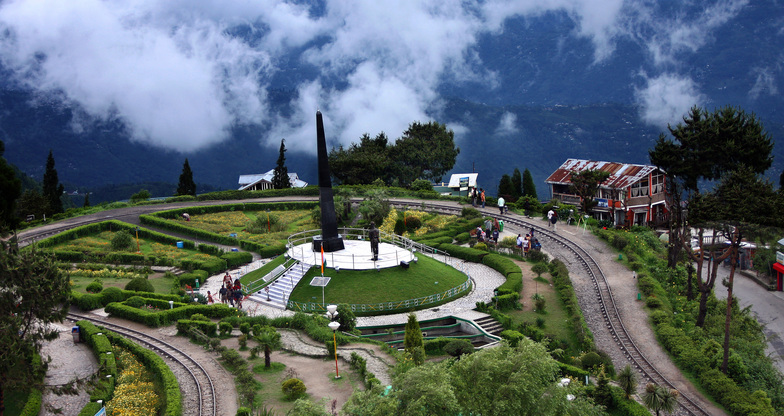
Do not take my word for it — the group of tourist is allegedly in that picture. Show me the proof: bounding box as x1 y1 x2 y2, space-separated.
516 230 541 256
471 188 486 208
213 272 244 309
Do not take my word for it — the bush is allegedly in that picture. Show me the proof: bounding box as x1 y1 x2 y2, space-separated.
527 250 549 263
125 277 155 293
281 378 307 399
500 330 525 347
645 296 663 309
443 339 474 358
100 287 124 305
86 279 103 293
111 230 133 251
461 206 481 219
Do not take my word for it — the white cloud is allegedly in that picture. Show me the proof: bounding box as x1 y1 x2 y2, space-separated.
495 112 519 136
749 67 778 100
635 73 705 127
0 0 753 155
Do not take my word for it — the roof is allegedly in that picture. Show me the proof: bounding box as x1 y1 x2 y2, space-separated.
447 173 479 188
238 169 308 190
544 159 661 189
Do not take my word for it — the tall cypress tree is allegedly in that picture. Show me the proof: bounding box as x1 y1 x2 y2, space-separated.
0 140 22 229
522 168 538 199
497 174 513 197
176 158 196 196
272 139 291 189
511 168 523 200
42 150 64 215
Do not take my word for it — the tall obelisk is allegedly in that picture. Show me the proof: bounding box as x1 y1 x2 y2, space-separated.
312 110 345 252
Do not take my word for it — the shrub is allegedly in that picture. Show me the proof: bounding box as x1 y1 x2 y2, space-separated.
461 206 481 218
111 230 133 251
86 279 103 293
611 234 628 250
100 287 124 305
281 378 307 399
645 296 663 309
125 277 155 293
580 351 602 371
219 322 233 336
500 330 525 347
125 296 145 308
527 250 549 263
443 339 474 359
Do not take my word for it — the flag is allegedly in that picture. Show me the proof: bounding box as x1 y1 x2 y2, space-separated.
320 244 325 275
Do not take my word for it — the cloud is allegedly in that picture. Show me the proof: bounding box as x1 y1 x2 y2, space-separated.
494 112 519 136
0 0 752 155
635 73 705 127
749 67 778 100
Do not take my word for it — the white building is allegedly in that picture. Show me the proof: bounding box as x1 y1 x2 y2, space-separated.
238 169 308 191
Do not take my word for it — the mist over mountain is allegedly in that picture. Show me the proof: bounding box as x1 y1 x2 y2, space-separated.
1 0 782 198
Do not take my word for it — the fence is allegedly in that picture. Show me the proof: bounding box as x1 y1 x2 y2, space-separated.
286 278 472 314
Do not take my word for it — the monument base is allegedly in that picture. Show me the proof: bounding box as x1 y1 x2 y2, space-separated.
312 235 345 252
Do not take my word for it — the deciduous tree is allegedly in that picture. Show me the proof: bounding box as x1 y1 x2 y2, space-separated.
176 158 196 196
389 121 459 187
569 169 610 214
0 245 70 415
329 133 392 185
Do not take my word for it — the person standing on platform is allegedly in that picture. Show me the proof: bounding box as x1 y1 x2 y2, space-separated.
498 196 505 214
480 188 486 208
369 221 380 261
547 208 555 227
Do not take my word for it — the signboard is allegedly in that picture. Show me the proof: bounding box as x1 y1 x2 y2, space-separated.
459 177 469 192
777 251 784 265
595 198 608 208
94 407 106 416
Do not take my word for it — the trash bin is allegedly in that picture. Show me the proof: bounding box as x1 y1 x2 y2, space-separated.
176 241 183 249
498 220 504 232
71 326 80 343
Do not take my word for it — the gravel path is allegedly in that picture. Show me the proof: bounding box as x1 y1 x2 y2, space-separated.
39 323 98 416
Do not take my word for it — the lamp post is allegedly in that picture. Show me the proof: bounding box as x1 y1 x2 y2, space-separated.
135 227 140 253
325 304 340 379
493 289 498 309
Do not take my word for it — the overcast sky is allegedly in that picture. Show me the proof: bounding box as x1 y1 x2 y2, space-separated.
0 0 763 154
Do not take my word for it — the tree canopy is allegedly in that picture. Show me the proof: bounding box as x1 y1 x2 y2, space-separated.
569 169 610 214
329 121 459 187
0 246 70 413
176 158 196 196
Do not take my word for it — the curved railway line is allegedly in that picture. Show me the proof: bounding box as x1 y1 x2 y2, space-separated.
66 312 216 416
397 200 711 416
19 196 711 415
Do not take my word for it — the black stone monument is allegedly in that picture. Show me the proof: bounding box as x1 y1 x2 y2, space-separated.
312 110 345 252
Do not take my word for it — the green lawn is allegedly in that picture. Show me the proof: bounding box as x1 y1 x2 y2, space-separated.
51 230 217 263
288 254 468 305
240 255 287 287
69 273 175 294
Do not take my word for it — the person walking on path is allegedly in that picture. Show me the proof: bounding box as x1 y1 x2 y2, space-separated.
497 196 505 214
550 210 558 231
547 208 555 227
480 188 486 208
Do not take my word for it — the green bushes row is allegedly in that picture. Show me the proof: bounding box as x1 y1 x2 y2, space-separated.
700 369 776 416
179 257 227 274
177 270 210 288
72 288 181 311
105 330 182 416
105 301 238 327
557 361 590 379
549 259 595 352
76 321 116 403
349 352 381 389
176 319 218 337
423 337 455 354
18 354 44 416
222 251 253 268
438 243 488 263
239 241 288 257
35 220 195 250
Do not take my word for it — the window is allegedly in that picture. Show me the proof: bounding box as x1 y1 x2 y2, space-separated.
651 174 665 194
630 179 649 197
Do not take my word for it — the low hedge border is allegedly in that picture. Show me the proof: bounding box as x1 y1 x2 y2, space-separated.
177 319 218 337
76 321 117 403
18 354 44 416
105 301 238 328
72 288 182 311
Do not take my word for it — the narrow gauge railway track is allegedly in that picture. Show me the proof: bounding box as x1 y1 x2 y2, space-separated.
67 312 216 416
396 201 711 416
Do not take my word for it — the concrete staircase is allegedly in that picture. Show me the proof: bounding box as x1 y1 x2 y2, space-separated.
474 315 504 337
248 262 308 309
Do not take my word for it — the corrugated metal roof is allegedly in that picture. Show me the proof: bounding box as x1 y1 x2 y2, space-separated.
238 169 308 190
544 158 660 189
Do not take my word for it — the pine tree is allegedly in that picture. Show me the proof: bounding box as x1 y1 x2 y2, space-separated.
42 150 64 215
272 139 291 189
497 174 513 197
404 313 424 365
511 168 523 200
176 158 196 196
0 140 21 230
522 168 538 199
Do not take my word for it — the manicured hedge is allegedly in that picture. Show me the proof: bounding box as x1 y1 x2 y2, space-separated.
557 361 590 379
179 257 227 274
197 244 224 256
105 331 182 416
239 241 287 257
423 337 455 354
495 292 521 311
500 329 525 347
35 220 195 250
105 302 238 328
549 259 595 352
417 236 454 246
177 270 210 288
176 319 218 337
221 251 253 268
72 288 183 311
18 354 44 416
438 243 488 263
76 321 116 402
